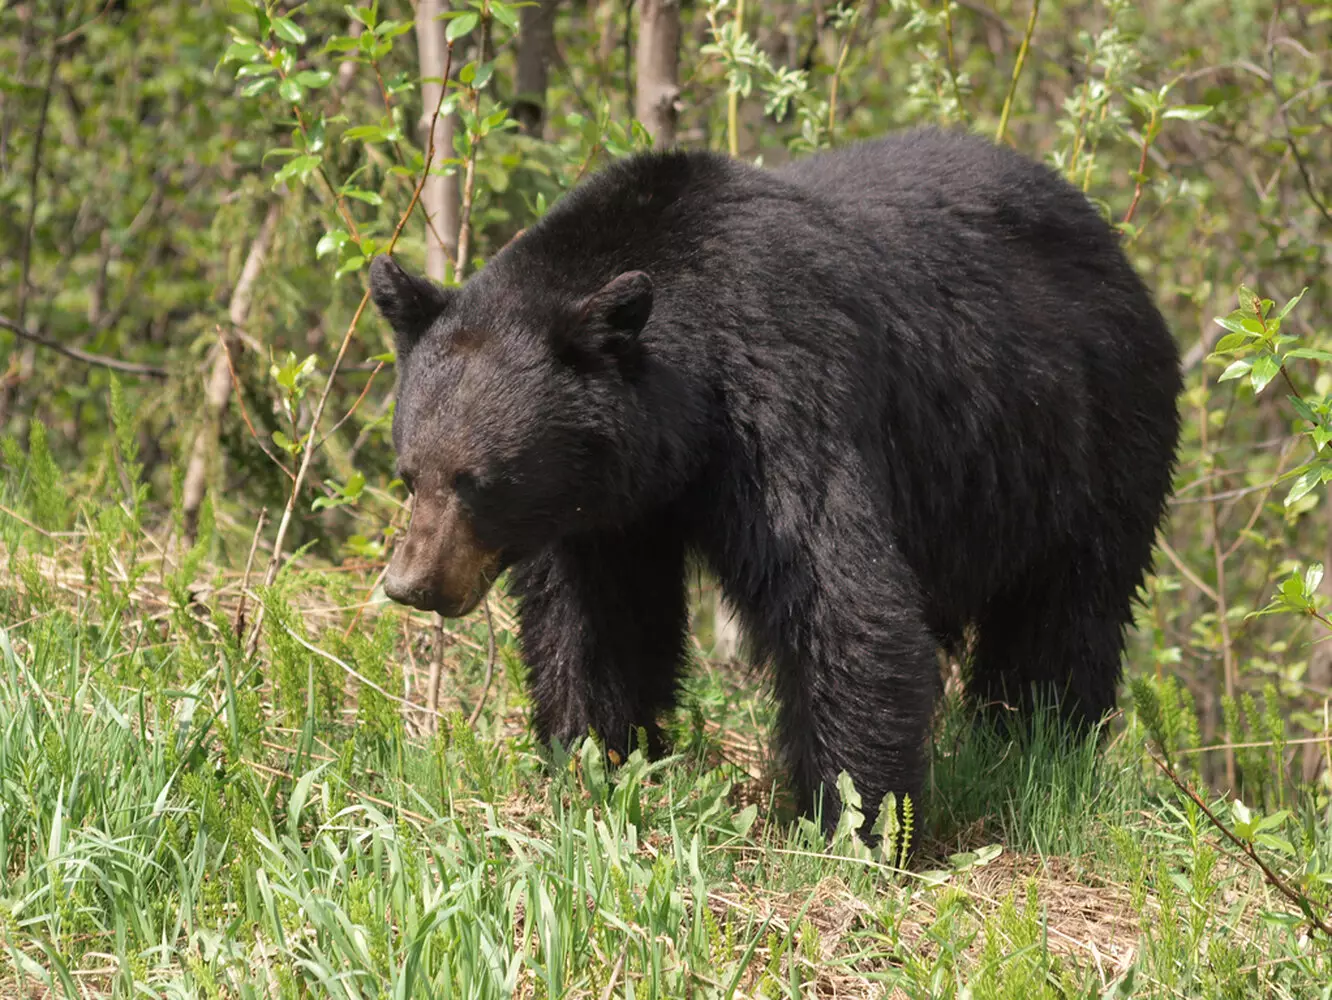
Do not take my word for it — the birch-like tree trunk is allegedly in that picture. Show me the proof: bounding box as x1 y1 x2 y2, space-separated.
180 201 282 541
634 0 680 145
415 0 460 281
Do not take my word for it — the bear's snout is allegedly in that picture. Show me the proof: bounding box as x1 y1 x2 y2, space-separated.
383 494 502 618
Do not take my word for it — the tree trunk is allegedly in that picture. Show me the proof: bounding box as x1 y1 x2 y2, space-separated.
514 0 560 137
714 587 744 662
180 201 282 542
415 0 460 281
634 0 680 145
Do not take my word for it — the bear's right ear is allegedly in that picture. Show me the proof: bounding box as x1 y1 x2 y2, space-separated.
368 254 455 357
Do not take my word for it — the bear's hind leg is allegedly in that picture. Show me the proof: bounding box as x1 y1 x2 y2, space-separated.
510 523 689 761
970 552 1132 734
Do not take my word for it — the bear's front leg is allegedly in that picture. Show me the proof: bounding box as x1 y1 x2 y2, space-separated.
766 539 938 841
509 523 690 762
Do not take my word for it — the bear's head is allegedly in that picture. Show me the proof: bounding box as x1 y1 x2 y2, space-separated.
368 253 656 618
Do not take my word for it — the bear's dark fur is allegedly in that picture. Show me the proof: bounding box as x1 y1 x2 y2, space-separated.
370 127 1182 833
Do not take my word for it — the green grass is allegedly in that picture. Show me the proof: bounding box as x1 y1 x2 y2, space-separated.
1 469 1330 998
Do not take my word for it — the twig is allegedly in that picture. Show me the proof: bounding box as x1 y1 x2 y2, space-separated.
1120 107 1159 231
1266 4 1332 229
54 0 114 45
727 0 745 157
1174 733 1332 757
220 332 294 481
1156 534 1220 604
454 15 490 281
1198 392 1239 791
246 44 456 660
235 508 268 639
278 621 448 722
600 942 629 1000
316 361 384 451
427 612 446 734
1151 751 1332 939
942 0 967 124
15 15 61 334
0 315 169 378
466 597 499 727
995 0 1040 145
825 3 861 143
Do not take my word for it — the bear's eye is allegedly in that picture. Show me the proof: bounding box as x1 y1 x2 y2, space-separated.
453 470 481 507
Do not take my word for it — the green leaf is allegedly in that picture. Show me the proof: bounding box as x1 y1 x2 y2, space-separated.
1276 287 1309 321
278 77 303 103
235 63 276 78
241 76 278 97
1254 809 1292 833
342 124 392 143
446 11 479 41
272 430 300 455
1162 104 1213 121
345 3 377 28
374 19 414 39
1285 469 1321 507
1282 347 1332 363
490 2 519 31
335 255 367 278
1253 833 1296 855
321 35 362 54
1305 564 1324 596
223 41 265 64
1218 359 1252 382
316 229 349 259
273 154 321 185
1249 355 1280 393
272 16 306 45
295 70 333 89
261 146 303 163
1212 332 1252 354
341 188 383 206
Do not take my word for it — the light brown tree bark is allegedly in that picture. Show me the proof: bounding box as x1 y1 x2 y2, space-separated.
634 0 681 145
180 201 282 541
415 0 460 282
514 0 560 137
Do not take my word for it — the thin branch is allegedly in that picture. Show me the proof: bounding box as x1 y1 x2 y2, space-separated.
466 598 499 726
15 14 62 333
1266 4 1332 229
315 361 385 451
279 621 448 721
235 508 268 639
454 17 488 281
1156 533 1220 604
246 41 456 659
0 316 169 377
995 0 1040 146
1151 752 1332 939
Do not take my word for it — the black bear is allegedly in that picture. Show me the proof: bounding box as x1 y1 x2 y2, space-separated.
370 127 1181 833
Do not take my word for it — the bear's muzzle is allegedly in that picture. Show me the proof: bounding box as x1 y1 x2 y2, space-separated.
383 493 502 618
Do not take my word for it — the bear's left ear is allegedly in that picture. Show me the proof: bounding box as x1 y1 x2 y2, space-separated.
368 254 455 358
581 271 654 340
